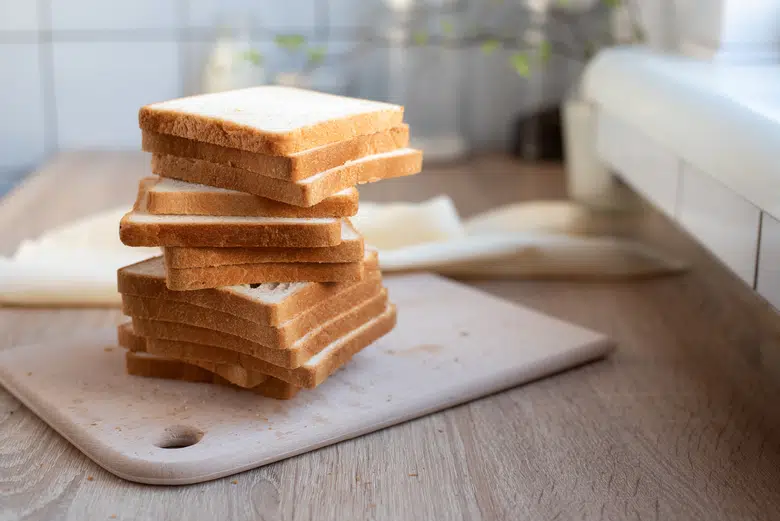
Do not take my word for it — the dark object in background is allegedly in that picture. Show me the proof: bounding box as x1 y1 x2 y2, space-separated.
511 106 564 162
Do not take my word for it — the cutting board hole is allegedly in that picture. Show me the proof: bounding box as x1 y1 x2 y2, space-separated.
156 425 203 449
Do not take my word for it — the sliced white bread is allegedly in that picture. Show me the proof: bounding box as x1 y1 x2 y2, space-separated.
119 211 342 248
116 250 380 326
142 125 409 181
152 147 423 207
143 177 359 218
139 86 404 156
126 303 397 388
164 219 364 269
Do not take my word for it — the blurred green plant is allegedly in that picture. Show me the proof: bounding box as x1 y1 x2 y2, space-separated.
240 49 263 66
241 0 642 79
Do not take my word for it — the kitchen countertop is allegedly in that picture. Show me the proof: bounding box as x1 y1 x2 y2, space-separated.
585 47 780 220
2 152 780 520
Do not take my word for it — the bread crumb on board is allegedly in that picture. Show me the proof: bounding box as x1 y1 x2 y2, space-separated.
231 479 238 485
408 472 418 477
87 476 94 481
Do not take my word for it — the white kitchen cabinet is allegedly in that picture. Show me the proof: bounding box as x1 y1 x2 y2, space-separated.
596 111 681 217
677 164 761 285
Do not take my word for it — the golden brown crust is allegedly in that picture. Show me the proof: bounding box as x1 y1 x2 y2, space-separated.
121 280 385 348
152 149 423 207
116 252 379 326
146 305 396 388
142 126 409 181
142 177 359 218
163 232 364 268
125 351 299 399
116 322 146 352
119 211 342 248
131 288 387 369
138 98 404 156
164 259 365 291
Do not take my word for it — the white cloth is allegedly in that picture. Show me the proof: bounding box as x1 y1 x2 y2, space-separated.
0 197 685 306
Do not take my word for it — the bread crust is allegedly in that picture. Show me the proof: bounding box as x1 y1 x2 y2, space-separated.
142 126 409 181
116 252 379 326
130 289 388 369
163 222 364 268
121 280 385 349
152 149 423 207
119 211 342 248
138 87 404 155
143 177 359 218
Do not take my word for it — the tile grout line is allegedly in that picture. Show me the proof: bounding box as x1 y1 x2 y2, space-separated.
177 0 189 95
317 0 330 41
37 0 58 160
0 28 343 43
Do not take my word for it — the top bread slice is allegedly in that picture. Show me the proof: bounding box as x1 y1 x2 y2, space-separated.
117 250 379 326
141 177 359 218
138 86 405 156
142 125 409 182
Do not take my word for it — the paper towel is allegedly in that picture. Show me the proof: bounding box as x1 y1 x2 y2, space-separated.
0 197 685 306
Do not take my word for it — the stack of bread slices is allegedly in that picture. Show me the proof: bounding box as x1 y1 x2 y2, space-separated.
117 86 422 399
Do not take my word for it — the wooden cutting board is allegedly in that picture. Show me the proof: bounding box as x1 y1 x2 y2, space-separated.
0 273 613 485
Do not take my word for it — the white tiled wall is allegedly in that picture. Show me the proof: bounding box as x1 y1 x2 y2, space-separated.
0 44 46 174
0 2 38 32
52 42 181 149
187 0 318 34
0 0 626 184
49 0 180 31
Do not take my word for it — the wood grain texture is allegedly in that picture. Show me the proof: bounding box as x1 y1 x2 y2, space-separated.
2 152 780 519
0 278 609 485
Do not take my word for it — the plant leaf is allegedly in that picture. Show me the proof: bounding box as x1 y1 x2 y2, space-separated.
306 45 327 67
241 49 264 66
510 52 530 77
601 0 621 7
412 31 429 46
481 39 500 55
441 20 454 37
537 40 552 63
274 34 306 51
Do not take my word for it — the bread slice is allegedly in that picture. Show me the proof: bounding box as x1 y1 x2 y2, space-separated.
143 177 359 218
142 125 409 182
144 304 396 388
125 351 299 399
119 323 269 388
165 259 365 291
132 289 388 369
164 242 366 290
139 86 404 156
165 220 364 269
117 321 146 352
116 250 379 326
119 210 342 248
152 148 423 207
123 276 385 347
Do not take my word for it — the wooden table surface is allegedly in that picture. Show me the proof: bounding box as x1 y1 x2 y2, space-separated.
2 152 780 521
